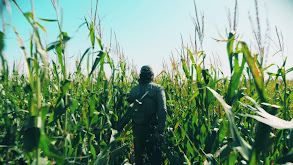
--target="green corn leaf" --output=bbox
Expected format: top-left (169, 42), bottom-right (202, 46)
top-left (61, 79), bottom-right (71, 95)
top-left (90, 22), bottom-right (95, 48)
top-left (70, 99), bottom-right (79, 114)
top-left (186, 141), bottom-right (194, 156)
top-left (232, 87), bottom-right (246, 101)
top-left (89, 93), bottom-right (96, 117)
top-left (227, 41), bottom-right (246, 104)
top-left (38, 18), bottom-right (58, 22)
top-left (239, 96), bottom-right (293, 129)
top-left (106, 53), bottom-right (114, 69)
top-left (189, 90), bottom-right (199, 102)
top-left (218, 120), bottom-right (228, 142)
top-left (12, 1), bottom-right (34, 27)
top-left (97, 37), bottom-right (103, 50)
top-left (282, 57), bottom-right (287, 68)
top-left (202, 69), bottom-right (211, 85)
top-left (262, 63), bottom-right (275, 72)
top-left (24, 12), bottom-right (34, 23)
top-left (183, 46), bottom-right (198, 65)
top-left (240, 113), bottom-right (293, 129)
top-left (46, 37), bottom-right (71, 51)
top-left (35, 21), bottom-right (47, 34)
top-left (52, 61), bottom-right (59, 83)
top-left (285, 67), bottom-right (293, 74)
top-left (248, 150), bottom-right (261, 165)
top-left (89, 51), bottom-right (105, 77)
top-left (0, 31), bottom-right (4, 52)
top-left (77, 47), bottom-right (91, 72)
top-left (181, 58), bottom-right (190, 79)
top-left (91, 114), bottom-right (100, 126)
top-left (207, 87), bottom-right (252, 160)
top-left (30, 33), bottom-right (33, 57)
top-left (196, 64), bottom-right (202, 83)
top-left (39, 133), bottom-right (65, 164)
top-left (65, 134), bottom-right (73, 157)
top-left (240, 41), bottom-right (267, 102)
top-left (90, 145), bottom-right (96, 159)
top-left (228, 151), bottom-right (238, 165)
top-left (55, 45), bottom-right (65, 76)
top-left (93, 153), bottom-right (108, 165)
top-left (227, 32), bottom-right (235, 73)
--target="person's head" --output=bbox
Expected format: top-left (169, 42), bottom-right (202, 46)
top-left (138, 65), bottom-right (154, 84)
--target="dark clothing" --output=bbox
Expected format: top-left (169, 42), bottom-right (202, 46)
top-left (127, 82), bottom-right (167, 133)
top-left (127, 82), bottom-right (167, 164)
top-left (133, 125), bottom-right (163, 165)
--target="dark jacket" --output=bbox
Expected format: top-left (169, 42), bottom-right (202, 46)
top-left (127, 82), bottom-right (167, 134)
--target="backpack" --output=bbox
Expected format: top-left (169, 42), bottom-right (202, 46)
top-left (132, 84), bottom-right (158, 126)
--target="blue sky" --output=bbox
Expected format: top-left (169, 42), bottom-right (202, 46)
top-left (1, 0), bottom-right (293, 78)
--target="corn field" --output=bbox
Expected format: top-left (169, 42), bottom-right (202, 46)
top-left (1, 0), bottom-right (293, 164)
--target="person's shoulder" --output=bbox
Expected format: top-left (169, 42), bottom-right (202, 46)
top-left (131, 84), bottom-right (140, 89)
top-left (129, 85), bottom-right (140, 93)
top-left (149, 83), bottom-right (164, 91)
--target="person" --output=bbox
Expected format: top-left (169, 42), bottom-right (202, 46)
top-left (127, 65), bottom-right (167, 165)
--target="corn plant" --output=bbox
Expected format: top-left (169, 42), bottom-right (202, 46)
top-left (1, 0), bottom-right (293, 164)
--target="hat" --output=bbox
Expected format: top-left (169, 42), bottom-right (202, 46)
top-left (139, 65), bottom-right (154, 83)
top-left (140, 65), bottom-right (153, 75)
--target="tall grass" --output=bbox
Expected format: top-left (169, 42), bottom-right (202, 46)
top-left (1, 0), bottom-right (293, 164)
